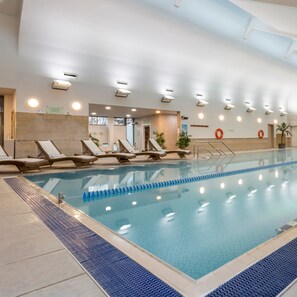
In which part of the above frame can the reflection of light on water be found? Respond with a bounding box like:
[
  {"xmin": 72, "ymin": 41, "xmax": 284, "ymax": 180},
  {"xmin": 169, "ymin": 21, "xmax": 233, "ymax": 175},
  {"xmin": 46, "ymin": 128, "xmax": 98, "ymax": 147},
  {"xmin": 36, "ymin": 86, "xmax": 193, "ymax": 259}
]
[
  {"xmin": 258, "ymin": 174, "xmax": 263, "ymax": 181},
  {"xmin": 117, "ymin": 219, "xmax": 131, "ymax": 232},
  {"xmin": 105, "ymin": 206, "xmax": 111, "ymax": 211},
  {"xmin": 248, "ymin": 187, "xmax": 257, "ymax": 198},
  {"xmin": 238, "ymin": 179, "xmax": 243, "ymax": 185},
  {"xmin": 220, "ymin": 183, "xmax": 225, "ymax": 189},
  {"xmin": 275, "ymin": 170, "xmax": 279, "ymax": 178},
  {"xmin": 200, "ymin": 187, "xmax": 205, "ymax": 194},
  {"xmin": 226, "ymin": 192, "xmax": 236, "ymax": 200},
  {"xmin": 266, "ymin": 182, "xmax": 275, "ymax": 191},
  {"xmin": 132, "ymin": 201, "xmax": 137, "ymax": 206}
]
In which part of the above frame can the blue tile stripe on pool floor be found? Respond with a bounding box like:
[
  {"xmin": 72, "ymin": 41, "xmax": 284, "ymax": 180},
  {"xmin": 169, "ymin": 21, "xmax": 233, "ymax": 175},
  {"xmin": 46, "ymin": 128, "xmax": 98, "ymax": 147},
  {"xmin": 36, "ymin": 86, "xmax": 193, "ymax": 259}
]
[{"xmin": 5, "ymin": 177, "xmax": 182, "ymax": 297}]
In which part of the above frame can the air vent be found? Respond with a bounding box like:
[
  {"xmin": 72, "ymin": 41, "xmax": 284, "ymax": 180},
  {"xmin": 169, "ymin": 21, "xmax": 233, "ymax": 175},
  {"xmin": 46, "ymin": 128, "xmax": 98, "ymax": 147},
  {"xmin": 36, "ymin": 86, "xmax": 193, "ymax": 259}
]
[{"xmin": 64, "ymin": 72, "xmax": 78, "ymax": 78}]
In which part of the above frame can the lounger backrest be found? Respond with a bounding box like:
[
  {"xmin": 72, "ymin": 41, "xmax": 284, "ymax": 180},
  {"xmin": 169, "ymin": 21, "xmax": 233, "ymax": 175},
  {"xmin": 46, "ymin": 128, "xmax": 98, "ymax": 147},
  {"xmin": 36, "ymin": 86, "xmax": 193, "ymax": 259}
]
[
  {"xmin": 37, "ymin": 141, "xmax": 65, "ymax": 159},
  {"xmin": 119, "ymin": 139, "xmax": 136, "ymax": 153},
  {"xmin": 82, "ymin": 140, "xmax": 104, "ymax": 156},
  {"xmin": 0, "ymin": 145, "xmax": 13, "ymax": 160},
  {"xmin": 149, "ymin": 138, "xmax": 164, "ymax": 152}
]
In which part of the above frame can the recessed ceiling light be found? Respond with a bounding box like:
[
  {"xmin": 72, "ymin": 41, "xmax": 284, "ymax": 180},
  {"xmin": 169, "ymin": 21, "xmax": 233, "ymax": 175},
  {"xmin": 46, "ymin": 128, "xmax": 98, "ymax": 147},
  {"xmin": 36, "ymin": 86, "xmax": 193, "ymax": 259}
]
[
  {"xmin": 156, "ymin": 110, "xmax": 161, "ymax": 114},
  {"xmin": 126, "ymin": 114, "xmax": 131, "ymax": 117},
  {"xmin": 237, "ymin": 116, "xmax": 242, "ymax": 122},
  {"xmin": 105, "ymin": 106, "xmax": 111, "ymax": 110},
  {"xmin": 91, "ymin": 112, "xmax": 96, "ymax": 115},
  {"xmin": 219, "ymin": 115, "xmax": 224, "ymax": 121},
  {"xmin": 257, "ymin": 118, "xmax": 262, "ymax": 123},
  {"xmin": 131, "ymin": 108, "xmax": 136, "ymax": 112}
]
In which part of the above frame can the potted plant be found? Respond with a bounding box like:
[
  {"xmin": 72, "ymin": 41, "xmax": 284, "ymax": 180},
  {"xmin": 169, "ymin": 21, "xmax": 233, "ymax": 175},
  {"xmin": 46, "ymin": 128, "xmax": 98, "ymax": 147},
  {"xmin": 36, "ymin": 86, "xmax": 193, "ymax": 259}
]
[
  {"xmin": 176, "ymin": 131, "xmax": 191, "ymax": 149},
  {"xmin": 153, "ymin": 131, "xmax": 166, "ymax": 149},
  {"xmin": 276, "ymin": 122, "xmax": 292, "ymax": 149},
  {"xmin": 89, "ymin": 133, "xmax": 100, "ymax": 147}
]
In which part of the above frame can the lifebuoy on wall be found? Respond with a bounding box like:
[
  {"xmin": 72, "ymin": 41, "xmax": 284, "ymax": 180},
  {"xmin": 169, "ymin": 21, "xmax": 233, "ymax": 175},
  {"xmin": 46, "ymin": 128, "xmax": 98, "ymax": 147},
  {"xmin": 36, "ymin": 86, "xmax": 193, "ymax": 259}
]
[
  {"xmin": 215, "ymin": 128, "xmax": 224, "ymax": 139},
  {"xmin": 258, "ymin": 130, "xmax": 264, "ymax": 139}
]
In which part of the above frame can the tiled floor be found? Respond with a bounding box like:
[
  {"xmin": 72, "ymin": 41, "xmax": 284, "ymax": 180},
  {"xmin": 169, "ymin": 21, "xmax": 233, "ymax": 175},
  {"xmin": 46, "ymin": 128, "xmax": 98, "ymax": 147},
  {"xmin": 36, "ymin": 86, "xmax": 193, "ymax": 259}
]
[
  {"xmin": 0, "ymin": 155, "xmax": 297, "ymax": 296},
  {"xmin": 0, "ymin": 175, "xmax": 107, "ymax": 297}
]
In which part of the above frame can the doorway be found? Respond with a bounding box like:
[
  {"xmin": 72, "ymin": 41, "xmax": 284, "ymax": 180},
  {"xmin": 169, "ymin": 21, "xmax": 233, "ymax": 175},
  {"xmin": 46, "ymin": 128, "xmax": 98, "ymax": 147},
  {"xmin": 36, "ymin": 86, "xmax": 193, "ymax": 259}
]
[
  {"xmin": 268, "ymin": 124, "xmax": 274, "ymax": 148},
  {"xmin": 143, "ymin": 125, "xmax": 150, "ymax": 151}
]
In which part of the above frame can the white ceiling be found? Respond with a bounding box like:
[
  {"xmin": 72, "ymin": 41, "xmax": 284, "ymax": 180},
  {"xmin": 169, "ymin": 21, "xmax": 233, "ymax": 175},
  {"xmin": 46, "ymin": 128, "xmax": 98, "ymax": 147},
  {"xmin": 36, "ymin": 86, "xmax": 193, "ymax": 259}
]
[{"xmin": 11, "ymin": 0, "xmax": 297, "ymax": 114}]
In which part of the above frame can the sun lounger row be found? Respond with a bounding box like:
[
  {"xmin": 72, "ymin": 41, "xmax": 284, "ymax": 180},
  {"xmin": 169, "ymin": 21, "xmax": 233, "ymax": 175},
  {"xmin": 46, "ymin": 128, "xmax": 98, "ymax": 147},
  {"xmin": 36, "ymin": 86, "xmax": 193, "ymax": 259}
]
[{"xmin": 0, "ymin": 138, "xmax": 191, "ymax": 173}]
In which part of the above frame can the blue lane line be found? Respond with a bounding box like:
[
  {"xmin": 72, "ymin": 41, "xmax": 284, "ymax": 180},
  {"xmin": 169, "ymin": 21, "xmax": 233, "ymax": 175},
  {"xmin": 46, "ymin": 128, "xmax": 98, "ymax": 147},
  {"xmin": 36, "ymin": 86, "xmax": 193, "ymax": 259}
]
[
  {"xmin": 5, "ymin": 177, "xmax": 182, "ymax": 297},
  {"xmin": 83, "ymin": 159, "xmax": 297, "ymax": 201},
  {"xmin": 206, "ymin": 238, "xmax": 297, "ymax": 296}
]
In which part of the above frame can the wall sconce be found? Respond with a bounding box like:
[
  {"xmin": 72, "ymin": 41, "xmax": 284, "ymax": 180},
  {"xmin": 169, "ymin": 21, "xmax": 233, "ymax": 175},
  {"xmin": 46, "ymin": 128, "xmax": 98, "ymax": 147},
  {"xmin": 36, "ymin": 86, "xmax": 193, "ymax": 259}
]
[
  {"xmin": 265, "ymin": 110, "xmax": 274, "ymax": 115},
  {"xmin": 52, "ymin": 80, "xmax": 71, "ymax": 91},
  {"xmin": 224, "ymin": 104, "xmax": 235, "ymax": 110},
  {"xmin": 72, "ymin": 102, "xmax": 81, "ymax": 110},
  {"xmin": 280, "ymin": 111, "xmax": 288, "ymax": 117},
  {"xmin": 27, "ymin": 98, "xmax": 39, "ymax": 108},
  {"xmin": 197, "ymin": 99, "xmax": 209, "ymax": 107},
  {"xmin": 196, "ymin": 94, "xmax": 208, "ymax": 107},
  {"xmin": 161, "ymin": 89, "xmax": 175, "ymax": 103},
  {"xmin": 246, "ymin": 106, "xmax": 256, "ymax": 113},
  {"xmin": 161, "ymin": 95, "xmax": 175, "ymax": 103},
  {"xmin": 115, "ymin": 81, "xmax": 131, "ymax": 98}
]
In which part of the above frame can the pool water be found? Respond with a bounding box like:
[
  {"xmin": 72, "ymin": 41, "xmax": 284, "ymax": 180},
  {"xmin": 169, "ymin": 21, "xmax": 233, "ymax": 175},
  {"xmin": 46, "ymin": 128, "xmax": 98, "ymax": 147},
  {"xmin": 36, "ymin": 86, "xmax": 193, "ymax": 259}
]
[{"xmin": 27, "ymin": 149, "xmax": 297, "ymax": 279}]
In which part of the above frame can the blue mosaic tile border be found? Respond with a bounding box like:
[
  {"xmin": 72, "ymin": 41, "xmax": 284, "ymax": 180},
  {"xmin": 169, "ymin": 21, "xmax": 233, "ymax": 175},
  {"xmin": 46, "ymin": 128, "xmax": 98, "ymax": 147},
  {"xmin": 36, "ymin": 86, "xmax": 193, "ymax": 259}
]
[
  {"xmin": 83, "ymin": 159, "xmax": 297, "ymax": 201},
  {"xmin": 5, "ymin": 177, "xmax": 182, "ymax": 297},
  {"xmin": 206, "ymin": 238, "xmax": 297, "ymax": 296}
]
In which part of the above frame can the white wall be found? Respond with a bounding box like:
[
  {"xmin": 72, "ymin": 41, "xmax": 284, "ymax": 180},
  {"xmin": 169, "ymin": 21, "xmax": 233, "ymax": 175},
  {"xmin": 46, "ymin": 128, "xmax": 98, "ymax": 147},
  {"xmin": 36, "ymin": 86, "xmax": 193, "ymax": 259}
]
[{"xmin": 0, "ymin": 9, "xmax": 292, "ymax": 141}]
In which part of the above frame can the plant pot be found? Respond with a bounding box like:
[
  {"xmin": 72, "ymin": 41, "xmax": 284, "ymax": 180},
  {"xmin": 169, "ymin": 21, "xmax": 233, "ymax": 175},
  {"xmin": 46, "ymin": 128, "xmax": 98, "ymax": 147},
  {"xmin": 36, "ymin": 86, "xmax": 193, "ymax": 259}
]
[{"xmin": 278, "ymin": 143, "xmax": 286, "ymax": 149}]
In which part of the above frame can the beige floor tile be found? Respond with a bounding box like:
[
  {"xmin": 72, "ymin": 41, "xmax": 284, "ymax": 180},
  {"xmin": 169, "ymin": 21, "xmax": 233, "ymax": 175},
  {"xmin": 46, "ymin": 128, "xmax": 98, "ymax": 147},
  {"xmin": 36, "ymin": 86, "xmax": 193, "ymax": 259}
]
[
  {"xmin": 0, "ymin": 250, "xmax": 85, "ymax": 297},
  {"xmin": 21, "ymin": 274, "xmax": 106, "ymax": 297}
]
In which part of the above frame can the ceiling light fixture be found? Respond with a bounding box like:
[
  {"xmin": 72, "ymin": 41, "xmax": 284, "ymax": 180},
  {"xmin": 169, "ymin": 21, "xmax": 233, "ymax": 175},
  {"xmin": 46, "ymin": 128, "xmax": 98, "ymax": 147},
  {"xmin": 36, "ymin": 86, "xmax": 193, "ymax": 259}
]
[
  {"xmin": 131, "ymin": 108, "xmax": 136, "ymax": 112},
  {"xmin": 280, "ymin": 111, "xmax": 288, "ymax": 117},
  {"xmin": 196, "ymin": 94, "xmax": 208, "ymax": 107},
  {"xmin": 105, "ymin": 106, "xmax": 111, "ymax": 110},
  {"xmin": 27, "ymin": 98, "xmax": 39, "ymax": 108}
]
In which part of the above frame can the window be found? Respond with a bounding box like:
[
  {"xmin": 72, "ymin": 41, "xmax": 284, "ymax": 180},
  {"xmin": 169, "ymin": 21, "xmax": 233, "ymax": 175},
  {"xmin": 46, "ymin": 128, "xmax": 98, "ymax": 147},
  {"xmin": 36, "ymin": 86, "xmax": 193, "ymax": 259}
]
[
  {"xmin": 114, "ymin": 117, "xmax": 126, "ymax": 126},
  {"xmin": 88, "ymin": 116, "xmax": 108, "ymax": 126}
]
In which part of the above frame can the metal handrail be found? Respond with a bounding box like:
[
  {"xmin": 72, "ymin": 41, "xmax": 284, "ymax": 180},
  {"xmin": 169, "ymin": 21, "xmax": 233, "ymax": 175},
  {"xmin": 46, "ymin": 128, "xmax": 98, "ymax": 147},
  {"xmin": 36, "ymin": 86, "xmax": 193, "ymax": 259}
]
[{"xmin": 192, "ymin": 140, "xmax": 235, "ymax": 158}]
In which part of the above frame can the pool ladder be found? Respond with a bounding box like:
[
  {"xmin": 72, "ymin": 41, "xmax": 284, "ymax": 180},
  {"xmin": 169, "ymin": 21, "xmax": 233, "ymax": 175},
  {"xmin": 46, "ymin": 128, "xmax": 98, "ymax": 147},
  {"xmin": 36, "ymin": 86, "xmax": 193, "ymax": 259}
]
[{"xmin": 192, "ymin": 140, "xmax": 235, "ymax": 159}]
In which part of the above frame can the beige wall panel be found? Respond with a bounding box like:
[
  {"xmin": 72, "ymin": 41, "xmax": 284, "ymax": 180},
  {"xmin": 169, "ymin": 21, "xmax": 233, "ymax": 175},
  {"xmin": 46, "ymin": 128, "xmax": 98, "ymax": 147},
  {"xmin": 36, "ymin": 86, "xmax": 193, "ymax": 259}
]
[{"xmin": 15, "ymin": 112, "xmax": 88, "ymax": 157}]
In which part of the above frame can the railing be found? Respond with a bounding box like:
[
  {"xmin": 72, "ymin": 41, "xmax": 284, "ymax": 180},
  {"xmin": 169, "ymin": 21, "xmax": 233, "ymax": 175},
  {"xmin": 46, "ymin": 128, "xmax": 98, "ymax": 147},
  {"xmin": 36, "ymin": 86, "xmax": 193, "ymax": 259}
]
[{"xmin": 192, "ymin": 140, "xmax": 235, "ymax": 159}]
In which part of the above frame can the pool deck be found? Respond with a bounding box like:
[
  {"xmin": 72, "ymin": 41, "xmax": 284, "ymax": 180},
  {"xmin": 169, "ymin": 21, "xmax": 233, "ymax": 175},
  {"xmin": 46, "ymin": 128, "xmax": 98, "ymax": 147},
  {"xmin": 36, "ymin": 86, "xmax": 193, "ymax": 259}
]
[{"xmin": 0, "ymin": 153, "xmax": 297, "ymax": 296}]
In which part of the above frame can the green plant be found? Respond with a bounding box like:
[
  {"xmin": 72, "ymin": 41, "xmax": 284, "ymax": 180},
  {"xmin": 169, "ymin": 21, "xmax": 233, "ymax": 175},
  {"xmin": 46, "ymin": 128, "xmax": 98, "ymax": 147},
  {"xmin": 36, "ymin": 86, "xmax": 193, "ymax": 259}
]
[
  {"xmin": 176, "ymin": 131, "xmax": 190, "ymax": 149},
  {"xmin": 153, "ymin": 131, "xmax": 166, "ymax": 149},
  {"xmin": 89, "ymin": 133, "xmax": 99, "ymax": 147},
  {"xmin": 276, "ymin": 122, "xmax": 292, "ymax": 145}
]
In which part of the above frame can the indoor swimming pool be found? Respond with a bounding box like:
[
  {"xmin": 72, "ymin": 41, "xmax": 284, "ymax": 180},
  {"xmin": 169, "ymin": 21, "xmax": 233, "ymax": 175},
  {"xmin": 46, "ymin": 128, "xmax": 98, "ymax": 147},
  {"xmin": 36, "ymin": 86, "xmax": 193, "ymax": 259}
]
[{"xmin": 26, "ymin": 149, "xmax": 297, "ymax": 279}]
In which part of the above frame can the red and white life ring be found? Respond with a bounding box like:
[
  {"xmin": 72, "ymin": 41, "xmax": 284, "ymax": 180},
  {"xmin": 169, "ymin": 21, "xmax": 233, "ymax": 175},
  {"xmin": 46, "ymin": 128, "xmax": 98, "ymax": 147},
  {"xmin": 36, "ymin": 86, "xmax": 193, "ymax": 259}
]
[
  {"xmin": 258, "ymin": 130, "xmax": 264, "ymax": 139},
  {"xmin": 215, "ymin": 128, "xmax": 224, "ymax": 139}
]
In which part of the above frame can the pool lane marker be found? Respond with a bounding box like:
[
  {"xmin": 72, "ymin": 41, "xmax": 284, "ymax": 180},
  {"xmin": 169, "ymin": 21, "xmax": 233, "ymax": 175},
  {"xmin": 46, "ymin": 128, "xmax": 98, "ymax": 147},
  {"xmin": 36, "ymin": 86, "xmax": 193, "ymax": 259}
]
[
  {"xmin": 83, "ymin": 159, "xmax": 297, "ymax": 201},
  {"xmin": 4, "ymin": 177, "xmax": 182, "ymax": 297}
]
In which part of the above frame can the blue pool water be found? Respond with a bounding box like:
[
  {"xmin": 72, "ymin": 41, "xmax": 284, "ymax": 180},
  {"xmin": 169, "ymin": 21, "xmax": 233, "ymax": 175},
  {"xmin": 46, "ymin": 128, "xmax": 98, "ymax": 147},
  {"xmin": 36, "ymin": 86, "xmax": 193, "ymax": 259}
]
[{"xmin": 27, "ymin": 149, "xmax": 297, "ymax": 279}]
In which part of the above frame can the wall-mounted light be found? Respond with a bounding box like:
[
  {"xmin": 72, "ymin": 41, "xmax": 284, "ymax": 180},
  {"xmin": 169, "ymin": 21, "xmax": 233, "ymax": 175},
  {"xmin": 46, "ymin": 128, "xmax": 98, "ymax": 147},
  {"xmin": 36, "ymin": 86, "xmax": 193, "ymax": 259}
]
[
  {"xmin": 52, "ymin": 80, "xmax": 71, "ymax": 91},
  {"xmin": 162, "ymin": 89, "xmax": 175, "ymax": 103},
  {"xmin": 257, "ymin": 118, "xmax": 262, "ymax": 123},
  {"xmin": 115, "ymin": 81, "xmax": 131, "ymax": 98},
  {"xmin": 196, "ymin": 94, "xmax": 208, "ymax": 107},
  {"xmin": 161, "ymin": 95, "xmax": 175, "ymax": 103},
  {"xmin": 91, "ymin": 112, "xmax": 96, "ymax": 115},
  {"xmin": 246, "ymin": 106, "xmax": 256, "ymax": 113},
  {"xmin": 225, "ymin": 104, "xmax": 235, "ymax": 110},
  {"xmin": 280, "ymin": 111, "xmax": 288, "ymax": 117},
  {"xmin": 198, "ymin": 113, "xmax": 204, "ymax": 119},
  {"xmin": 72, "ymin": 102, "xmax": 81, "ymax": 110},
  {"xmin": 265, "ymin": 110, "xmax": 274, "ymax": 115},
  {"xmin": 237, "ymin": 116, "xmax": 242, "ymax": 122},
  {"xmin": 105, "ymin": 106, "xmax": 111, "ymax": 110},
  {"xmin": 27, "ymin": 98, "xmax": 39, "ymax": 108},
  {"xmin": 219, "ymin": 115, "xmax": 224, "ymax": 121},
  {"xmin": 274, "ymin": 119, "xmax": 278, "ymax": 124}
]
